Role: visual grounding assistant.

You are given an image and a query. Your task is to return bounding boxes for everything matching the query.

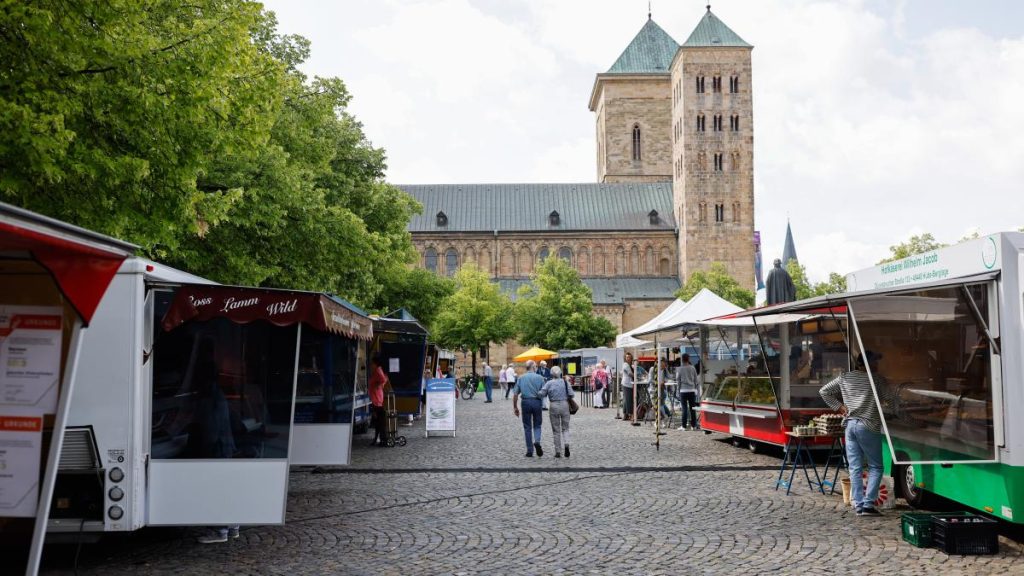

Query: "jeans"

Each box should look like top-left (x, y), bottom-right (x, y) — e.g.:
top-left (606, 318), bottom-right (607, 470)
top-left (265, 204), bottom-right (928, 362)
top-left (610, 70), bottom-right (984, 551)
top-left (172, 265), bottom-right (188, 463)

top-left (622, 386), bottom-right (634, 419)
top-left (520, 398), bottom-right (543, 452)
top-left (679, 392), bottom-right (698, 428)
top-left (484, 376), bottom-right (493, 401)
top-left (845, 418), bottom-right (884, 508)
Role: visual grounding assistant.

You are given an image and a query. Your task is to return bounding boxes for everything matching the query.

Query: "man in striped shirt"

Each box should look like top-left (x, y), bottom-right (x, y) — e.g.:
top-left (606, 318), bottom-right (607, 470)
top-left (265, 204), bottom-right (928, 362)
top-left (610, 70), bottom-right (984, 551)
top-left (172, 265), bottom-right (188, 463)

top-left (819, 351), bottom-right (894, 516)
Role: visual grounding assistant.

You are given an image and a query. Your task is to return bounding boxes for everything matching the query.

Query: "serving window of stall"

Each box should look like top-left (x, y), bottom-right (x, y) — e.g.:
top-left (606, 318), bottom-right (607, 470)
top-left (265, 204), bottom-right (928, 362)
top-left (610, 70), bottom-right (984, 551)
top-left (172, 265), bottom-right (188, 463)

top-left (771, 317), bottom-right (850, 411)
top-left (701, 324), bottom-right (779, 408)
top-left (152, 291), bottom-right (298, 460)
top-left (294, 330), bottom-right (358, 424)
top-left (849, 282), bottom-right (997, 463)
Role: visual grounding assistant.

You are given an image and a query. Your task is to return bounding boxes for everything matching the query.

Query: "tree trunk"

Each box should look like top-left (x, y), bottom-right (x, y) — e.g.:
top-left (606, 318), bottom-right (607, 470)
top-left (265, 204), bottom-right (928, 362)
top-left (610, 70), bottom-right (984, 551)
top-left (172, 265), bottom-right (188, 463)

top-left (471, 350), bottom-right (477, 380)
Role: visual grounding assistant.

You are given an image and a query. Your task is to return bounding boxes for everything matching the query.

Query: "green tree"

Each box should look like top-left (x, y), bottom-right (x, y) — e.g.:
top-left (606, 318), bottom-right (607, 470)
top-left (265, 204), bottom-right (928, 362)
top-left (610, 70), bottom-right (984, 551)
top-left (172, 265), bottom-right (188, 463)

top-left (785, 260), bottom-right (814, 300)
top-left (812, 272), bottom-right (848, 296)
top-left (514, 257), bottom-right (617, 349)
top-left (432, 264), bottom-right (513, 377)
top-left (675, 262), bottom-right (755, 309)
top-left (368, 267), bottom-right (454, 330)
top-left (878, 233), bottom-right (947, 264)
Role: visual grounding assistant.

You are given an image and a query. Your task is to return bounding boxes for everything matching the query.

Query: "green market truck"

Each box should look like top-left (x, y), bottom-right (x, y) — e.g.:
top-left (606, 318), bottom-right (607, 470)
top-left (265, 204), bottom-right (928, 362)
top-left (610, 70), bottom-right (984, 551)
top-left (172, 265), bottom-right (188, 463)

top-left (743, 232), bottom-right (1024, 523)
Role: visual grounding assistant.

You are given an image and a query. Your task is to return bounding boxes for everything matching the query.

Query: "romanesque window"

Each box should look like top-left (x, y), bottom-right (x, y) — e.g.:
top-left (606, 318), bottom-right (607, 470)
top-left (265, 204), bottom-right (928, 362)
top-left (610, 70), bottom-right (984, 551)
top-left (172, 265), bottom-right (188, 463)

top-left (696, 114), bottom-right (705, 132)
top-left (630, 246), bottom-right (640, 275)
top-left (730, 115), bottom-right (740, 131)
top-left (537, 246), bottom-right (550, 264)
top-left (712, 76), bottom-right (722, 93)
top-left (696, 76), bottom-right (705, 93)
top-left (558, 246), bottom-right (572, 264)
top-left (732, 202), bottom-right (741, 223)
top-left (445, 248), bottom-right (459, 276)
top-left (698, 202), bottom-right (707, 223)
top-left (424, 247), bottom-right (438, 273)
top-left (714, 153), bottom-right (723, 171)
top-left (715, 204), bottom-right (724, 223)
top-left (519, 246), bottom-right (533, 275)
top-left (615, 247), bottom-right (626, 276)
top-left (500, 246), bottom-right (515, 276)
top-left (631, 124), bottom-right (642, 161)
top-left (730, 76), bottom-right (739, 93)
top-left (644, 246), bottom-right (655, 275)
top-left (713, 115), bottom-right (722, 132)
top-left (464, 246), bottom-right (476, 270)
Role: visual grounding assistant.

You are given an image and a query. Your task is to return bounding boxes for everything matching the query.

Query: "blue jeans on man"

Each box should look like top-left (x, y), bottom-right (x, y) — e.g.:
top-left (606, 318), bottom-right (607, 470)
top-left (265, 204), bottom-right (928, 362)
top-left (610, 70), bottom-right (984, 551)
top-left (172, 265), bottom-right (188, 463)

top-left (520, 398), bottom-right (543, 453)
top-left (845, 418), bottom-right (884, 511)
top-left (484, 376), bottom-right (493, 402)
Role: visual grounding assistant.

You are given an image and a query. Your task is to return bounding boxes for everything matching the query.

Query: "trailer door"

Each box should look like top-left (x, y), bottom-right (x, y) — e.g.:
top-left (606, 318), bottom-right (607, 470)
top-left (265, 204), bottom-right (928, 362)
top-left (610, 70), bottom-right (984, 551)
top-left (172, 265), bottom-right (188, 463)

top-left (147, 301), bottom-right (299, 526)
top-left (847, 279), bottom-right (1000, 464)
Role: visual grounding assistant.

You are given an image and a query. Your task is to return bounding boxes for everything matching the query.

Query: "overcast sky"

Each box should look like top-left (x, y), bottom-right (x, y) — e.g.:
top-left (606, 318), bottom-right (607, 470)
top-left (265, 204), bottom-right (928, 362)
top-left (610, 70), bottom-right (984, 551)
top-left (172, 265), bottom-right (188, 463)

top-left (263, 0), bottom-right (1024, 283)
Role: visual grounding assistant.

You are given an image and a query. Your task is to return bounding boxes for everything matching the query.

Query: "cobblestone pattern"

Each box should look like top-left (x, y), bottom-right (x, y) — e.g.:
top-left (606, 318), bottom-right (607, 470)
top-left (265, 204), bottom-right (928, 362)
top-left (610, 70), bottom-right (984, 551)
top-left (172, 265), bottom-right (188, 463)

top-left (42, 398), bottom-right (1024, 575)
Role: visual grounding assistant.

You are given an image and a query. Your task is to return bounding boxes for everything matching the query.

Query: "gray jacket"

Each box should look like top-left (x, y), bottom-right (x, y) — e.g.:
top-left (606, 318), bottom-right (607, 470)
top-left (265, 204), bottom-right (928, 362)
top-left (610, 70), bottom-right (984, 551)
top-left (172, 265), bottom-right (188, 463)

top-left (538, 378), bottom-right (576, 402)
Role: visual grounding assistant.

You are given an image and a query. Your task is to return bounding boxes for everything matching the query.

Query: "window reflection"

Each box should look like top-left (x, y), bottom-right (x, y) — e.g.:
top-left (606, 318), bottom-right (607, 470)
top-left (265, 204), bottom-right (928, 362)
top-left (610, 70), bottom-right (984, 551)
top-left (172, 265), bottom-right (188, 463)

top-left (851, 284), bottom-right (995, 461)
top-left (152, 291), bottom-right (296, 460)
top-left (294, 330), bottom-right (358, 424)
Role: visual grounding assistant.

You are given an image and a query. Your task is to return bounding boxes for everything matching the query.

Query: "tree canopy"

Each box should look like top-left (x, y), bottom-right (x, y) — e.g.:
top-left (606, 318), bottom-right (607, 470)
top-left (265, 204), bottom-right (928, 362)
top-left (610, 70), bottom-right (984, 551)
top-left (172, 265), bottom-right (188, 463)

top-left (785, 260), bottom-right (848, 299)
top-left (432, 264), bottom-right (514, 373)
top-left (877, 233), bottom-right (946, 264)
top-left (0, 0), bottom-right (420, 311)
top-left (514, 257), bottom-right (617, 350)
top-left (676, 263), bottom-right (755, 309)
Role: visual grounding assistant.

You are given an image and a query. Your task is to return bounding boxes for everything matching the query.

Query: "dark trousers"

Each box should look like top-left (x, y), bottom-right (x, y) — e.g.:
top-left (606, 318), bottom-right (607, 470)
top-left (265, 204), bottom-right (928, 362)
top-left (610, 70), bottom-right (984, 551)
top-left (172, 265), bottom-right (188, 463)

top-left (622, 386), bottom-right (634, 419)
top-left (520, 398), bottom-right (543, 452)
top-left (484, 376), bottom-right (493, 401)
top-left (506, 381), bottom-right (514, 399)
top-left (372, 405), bottom-right (386, 443)
top-left (679, 392), bottom-right (698, 428)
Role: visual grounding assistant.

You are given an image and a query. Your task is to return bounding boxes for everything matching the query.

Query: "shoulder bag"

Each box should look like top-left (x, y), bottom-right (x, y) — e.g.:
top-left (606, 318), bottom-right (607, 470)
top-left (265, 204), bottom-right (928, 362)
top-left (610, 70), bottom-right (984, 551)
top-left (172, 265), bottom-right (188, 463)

top-left (563, 379), bottom-right (579, 415)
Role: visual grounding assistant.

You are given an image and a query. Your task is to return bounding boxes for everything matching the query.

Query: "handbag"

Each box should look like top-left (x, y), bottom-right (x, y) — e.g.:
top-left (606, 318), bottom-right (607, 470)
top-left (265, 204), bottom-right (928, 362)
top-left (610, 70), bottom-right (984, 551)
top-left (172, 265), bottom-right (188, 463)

top-left (564, 380), bottom-right (579, 415)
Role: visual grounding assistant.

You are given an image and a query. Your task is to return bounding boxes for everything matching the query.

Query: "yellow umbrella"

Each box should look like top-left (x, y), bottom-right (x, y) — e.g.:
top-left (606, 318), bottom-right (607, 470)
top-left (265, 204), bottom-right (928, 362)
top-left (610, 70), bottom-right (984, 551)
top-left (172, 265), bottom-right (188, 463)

top-left (513, 346), bottom-right (557, 363)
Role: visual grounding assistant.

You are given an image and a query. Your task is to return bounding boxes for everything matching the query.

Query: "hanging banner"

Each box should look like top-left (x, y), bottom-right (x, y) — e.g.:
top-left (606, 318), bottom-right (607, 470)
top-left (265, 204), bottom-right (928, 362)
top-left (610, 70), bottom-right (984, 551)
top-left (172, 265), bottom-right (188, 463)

top-left (0, 415), bottom-right (43, 517)
top-left (425, 378), bottom-right (456, 436)
top-left (0, 306), bottom-right (63, 413)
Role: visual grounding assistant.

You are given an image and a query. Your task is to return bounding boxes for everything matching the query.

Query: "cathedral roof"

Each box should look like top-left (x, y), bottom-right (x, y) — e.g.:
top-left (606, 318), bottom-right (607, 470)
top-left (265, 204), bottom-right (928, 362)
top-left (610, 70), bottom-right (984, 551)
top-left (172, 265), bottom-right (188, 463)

top-left (681, 8), bottom-right (752, 48)
top-left (606, 18), bottom-right (679, 74)
top-left (400, 183), bottom-right (676, 233)
top-left (499, 277), bottom-right (681, 305)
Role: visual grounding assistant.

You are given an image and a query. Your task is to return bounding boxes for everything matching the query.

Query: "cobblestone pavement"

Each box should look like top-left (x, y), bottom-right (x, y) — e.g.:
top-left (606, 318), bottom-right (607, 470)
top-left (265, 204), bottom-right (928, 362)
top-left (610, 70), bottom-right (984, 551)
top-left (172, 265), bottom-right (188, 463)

top-left (43, 396), bottom-right (1024, 575)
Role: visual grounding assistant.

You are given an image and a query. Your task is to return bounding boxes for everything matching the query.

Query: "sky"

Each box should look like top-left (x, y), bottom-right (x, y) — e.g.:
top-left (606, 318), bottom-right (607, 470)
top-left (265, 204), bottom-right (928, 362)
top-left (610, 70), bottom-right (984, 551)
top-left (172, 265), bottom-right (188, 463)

top-left (262, 0), bottom-right (1024, 283)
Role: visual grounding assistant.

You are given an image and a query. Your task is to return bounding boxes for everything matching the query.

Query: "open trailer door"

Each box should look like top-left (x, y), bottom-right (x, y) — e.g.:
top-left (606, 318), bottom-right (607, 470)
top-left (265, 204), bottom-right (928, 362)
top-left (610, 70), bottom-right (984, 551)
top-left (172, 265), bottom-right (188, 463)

top-left (148, 286), bottom-right (358, 525)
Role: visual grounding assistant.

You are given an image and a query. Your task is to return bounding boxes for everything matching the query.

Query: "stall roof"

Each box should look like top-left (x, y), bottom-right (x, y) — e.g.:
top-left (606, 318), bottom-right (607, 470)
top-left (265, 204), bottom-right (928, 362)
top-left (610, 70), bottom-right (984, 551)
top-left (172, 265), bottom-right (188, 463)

top-left (161, 284), bottom-right (373, 340)
top-left (374, 309), bottom-right (429, 336)
top-left (1, 201), bottom-right (136, 323)
top-left (731, 271), bottom-right (1000, 319)
top-left (616, 297), bottom-right (688, 347)
top-left (632, 288), bottom-right (743, 337)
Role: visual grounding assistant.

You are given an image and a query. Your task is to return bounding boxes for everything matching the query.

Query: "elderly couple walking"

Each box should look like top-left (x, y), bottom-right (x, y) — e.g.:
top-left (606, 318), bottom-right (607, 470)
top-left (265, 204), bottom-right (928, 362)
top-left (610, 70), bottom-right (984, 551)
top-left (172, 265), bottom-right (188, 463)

top-left (512, 360), bottom-right (575, 458)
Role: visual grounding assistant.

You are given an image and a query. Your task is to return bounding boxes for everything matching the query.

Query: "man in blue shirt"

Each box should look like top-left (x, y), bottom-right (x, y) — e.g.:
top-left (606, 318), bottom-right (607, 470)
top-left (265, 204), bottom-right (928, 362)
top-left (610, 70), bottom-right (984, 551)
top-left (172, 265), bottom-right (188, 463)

top-left (512, 360), bottom-right (546, 457)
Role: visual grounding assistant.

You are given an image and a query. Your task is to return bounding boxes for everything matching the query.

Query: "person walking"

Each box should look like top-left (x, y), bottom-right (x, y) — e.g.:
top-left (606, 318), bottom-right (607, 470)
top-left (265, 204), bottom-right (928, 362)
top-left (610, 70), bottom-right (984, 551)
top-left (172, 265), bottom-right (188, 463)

top-left (819, 351), bottom-right (894, 516)
top-left (592, 360), bottom-right (609, 408)
top-left (483, 363), bottom-right (494, 403)
top-left (676, 353), bottom-right (699, 430)
top-left (512, 360), bottom-right (545, 457)
top-left (621, 352), bottom-right (635, 421)
top-left (505, 364), bottom-right (517, 399)
top-left (538, 366), bottom-right (575, 458)
top-left (498, 364), bottom-right (508, 399)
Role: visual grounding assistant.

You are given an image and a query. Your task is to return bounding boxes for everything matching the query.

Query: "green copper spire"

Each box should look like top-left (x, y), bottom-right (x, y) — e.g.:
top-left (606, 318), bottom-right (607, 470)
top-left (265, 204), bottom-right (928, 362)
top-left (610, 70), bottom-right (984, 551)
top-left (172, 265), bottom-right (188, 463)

top-left (607, 18), bottom-right (679, 73)
top-left (682, 7), bottom-right (752, 48)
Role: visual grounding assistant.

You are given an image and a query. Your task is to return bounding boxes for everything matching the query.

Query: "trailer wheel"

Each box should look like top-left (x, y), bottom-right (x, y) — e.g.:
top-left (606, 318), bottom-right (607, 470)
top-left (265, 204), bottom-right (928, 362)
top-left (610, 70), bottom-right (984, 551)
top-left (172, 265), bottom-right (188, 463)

top-left (896, 461), bottom-right (933, 508)
top-left (731, 437), bottom-right (744, 448)
top-left (748, 441), bottom-right (759, 454)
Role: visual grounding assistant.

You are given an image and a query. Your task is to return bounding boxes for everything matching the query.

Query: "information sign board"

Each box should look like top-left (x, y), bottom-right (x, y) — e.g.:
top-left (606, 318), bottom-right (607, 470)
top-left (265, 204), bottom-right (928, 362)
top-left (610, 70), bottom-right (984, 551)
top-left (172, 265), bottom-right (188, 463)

top-left (425, 378), bottom-right (456, 437)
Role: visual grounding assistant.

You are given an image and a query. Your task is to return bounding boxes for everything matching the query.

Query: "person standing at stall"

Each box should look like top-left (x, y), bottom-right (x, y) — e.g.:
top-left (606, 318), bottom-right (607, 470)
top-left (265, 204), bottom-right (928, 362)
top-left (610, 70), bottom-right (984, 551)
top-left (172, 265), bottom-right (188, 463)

top-left (676, 353), bottom-right (699, 431)
top-left (538, 366), bottom-right (575, 458)
top-left (819, 351), bottom-right (894, 516)
top-left (505, 364), bottom-right (517, 400)
top-left (512, 360), bottom-right (545, 457)
top-left (621, 352), bottom-right (635, 421)
top-left (498, 364), bottom-right (508, 400)
top-left (483, 363), bottom-right (494, 403)
top-left (369, 355), bottom-right (388, 447)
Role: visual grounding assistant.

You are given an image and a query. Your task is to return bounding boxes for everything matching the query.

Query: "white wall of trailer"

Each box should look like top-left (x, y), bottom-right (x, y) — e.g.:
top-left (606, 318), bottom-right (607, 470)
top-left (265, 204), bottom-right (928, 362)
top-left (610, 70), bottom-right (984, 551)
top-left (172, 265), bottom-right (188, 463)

top-left (998, 233), bottom-right (1024, 466)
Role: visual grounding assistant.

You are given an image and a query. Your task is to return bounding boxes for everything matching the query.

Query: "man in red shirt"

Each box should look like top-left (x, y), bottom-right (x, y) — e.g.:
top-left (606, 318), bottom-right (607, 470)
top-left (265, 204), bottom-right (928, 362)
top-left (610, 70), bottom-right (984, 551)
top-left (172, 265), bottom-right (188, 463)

top-left (369, 355), bottom-right (388, 446)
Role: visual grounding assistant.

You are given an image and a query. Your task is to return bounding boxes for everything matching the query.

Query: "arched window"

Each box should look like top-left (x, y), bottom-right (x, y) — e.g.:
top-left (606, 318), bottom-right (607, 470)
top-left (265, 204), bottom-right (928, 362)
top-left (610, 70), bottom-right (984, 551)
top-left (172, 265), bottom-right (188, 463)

top-left (644, 246), bottom-right (655, 275)
top-left (464, 246), bottom-right (476, 269)
top-left (630, 246), bottom-right (640, 275)
top-left (696, 114), bottom-right (706, 132)
top-left (558, 246), bottom-right (572, 263)
top-left (424, 248), bottom-right (438, 273)
top-left (631, 124), bottom-right (642, 161)
top-left (537, 246), bottom-right (550, 265)
top-left (519, 246), bottom-right (533, 275)
top-left (500, 246), bottom-right (515, 276)
top-left (615, 247), bottom-right (626, 276)
top-left (445, 248), bottom-right (458, 276)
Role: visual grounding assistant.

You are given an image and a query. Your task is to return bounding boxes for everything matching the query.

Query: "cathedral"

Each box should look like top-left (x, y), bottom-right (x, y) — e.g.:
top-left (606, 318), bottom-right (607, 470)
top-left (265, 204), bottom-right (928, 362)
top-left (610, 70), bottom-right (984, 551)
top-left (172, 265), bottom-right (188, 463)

top-left (400, 8), bottom-right (756, 364)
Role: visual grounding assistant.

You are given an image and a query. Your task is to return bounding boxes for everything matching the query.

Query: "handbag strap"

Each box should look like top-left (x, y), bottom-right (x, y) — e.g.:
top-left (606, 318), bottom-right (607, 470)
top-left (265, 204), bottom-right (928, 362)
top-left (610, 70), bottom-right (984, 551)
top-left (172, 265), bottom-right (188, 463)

top-left (563, 379), bottom-right (570, 399)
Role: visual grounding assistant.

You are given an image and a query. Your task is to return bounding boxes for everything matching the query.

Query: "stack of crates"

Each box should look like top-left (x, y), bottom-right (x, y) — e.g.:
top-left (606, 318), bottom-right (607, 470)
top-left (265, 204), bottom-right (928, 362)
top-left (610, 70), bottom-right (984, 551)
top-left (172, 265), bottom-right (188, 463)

top-left (901, 512), bottom-right (999, 555)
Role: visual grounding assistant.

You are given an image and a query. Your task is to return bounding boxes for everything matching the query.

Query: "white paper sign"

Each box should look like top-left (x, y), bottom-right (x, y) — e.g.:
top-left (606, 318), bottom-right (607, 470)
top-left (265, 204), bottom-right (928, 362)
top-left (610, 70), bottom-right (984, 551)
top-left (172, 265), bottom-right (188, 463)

top-left (0, 306), bottom-right (63, 413)
top-left (0, 415), bottom-right (43, 517)
top-left (388, 357), bottom-right (400, 373)
top-left (425, 379), bottom-right (456, 433)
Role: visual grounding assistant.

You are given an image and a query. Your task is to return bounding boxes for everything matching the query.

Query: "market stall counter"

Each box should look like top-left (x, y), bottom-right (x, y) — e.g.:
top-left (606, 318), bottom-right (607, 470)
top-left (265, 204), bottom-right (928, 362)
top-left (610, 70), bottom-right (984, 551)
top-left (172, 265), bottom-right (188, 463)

top-left (372, 308), bottom-right (429, 417)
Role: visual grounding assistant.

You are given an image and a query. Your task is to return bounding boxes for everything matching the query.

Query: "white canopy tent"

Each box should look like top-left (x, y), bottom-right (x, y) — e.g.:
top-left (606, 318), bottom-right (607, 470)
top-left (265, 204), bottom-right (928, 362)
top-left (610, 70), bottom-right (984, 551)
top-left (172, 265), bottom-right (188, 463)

top-left (632, 288), bottom-right (744, 340)
top-left (614, 297), bottom-right (689, 348)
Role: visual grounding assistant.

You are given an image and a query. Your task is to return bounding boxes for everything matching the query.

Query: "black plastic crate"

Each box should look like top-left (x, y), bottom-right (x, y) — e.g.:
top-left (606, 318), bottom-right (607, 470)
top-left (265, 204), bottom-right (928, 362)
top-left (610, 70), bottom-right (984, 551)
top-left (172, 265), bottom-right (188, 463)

top-left (931, 512), bottom-right (999, 555)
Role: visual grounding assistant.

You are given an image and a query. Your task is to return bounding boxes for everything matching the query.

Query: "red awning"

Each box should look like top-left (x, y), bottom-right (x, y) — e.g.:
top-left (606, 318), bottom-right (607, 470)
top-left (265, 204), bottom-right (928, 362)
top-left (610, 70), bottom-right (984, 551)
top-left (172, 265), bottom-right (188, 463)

top-left (161, 284), bottom-right (373, 341)
top-left (0, 207), bottom-right (134, 324)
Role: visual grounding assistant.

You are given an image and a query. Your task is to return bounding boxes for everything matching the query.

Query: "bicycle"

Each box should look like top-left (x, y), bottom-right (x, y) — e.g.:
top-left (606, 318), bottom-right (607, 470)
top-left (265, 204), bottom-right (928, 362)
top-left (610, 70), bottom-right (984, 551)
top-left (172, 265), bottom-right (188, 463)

top-left (458, 374), bottom-right (479, 400)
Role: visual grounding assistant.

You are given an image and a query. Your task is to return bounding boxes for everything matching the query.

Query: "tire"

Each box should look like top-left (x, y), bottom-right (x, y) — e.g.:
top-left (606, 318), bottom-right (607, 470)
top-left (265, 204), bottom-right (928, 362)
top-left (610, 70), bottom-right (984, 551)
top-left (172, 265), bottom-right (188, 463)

top-left (386, 437), bottom-right (396, 447)
top-left (896, 461), bottom-right (933, 508)
top-left (748, 441), bottom-right (759, 454)
top-left (732, 437), bottom-right (744, 448)
top-left (461, 387), bottom-right (474, 400)
top-left (397, 437), bottom-right (407, 446)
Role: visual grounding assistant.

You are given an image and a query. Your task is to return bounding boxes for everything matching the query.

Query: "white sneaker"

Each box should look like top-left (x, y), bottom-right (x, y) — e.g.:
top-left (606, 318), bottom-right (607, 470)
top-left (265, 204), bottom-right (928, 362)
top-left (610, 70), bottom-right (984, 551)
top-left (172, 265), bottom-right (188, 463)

top-left (677, 426), bottom-right (686, 431)
top-left (198, 529), bottom-right (229, 544)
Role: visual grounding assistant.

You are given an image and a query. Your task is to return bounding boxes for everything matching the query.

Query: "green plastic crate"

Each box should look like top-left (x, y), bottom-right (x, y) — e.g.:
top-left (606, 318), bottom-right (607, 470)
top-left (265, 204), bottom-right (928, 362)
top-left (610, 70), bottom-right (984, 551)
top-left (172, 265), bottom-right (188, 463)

top-left (901, 513), bottom-right (938, 548)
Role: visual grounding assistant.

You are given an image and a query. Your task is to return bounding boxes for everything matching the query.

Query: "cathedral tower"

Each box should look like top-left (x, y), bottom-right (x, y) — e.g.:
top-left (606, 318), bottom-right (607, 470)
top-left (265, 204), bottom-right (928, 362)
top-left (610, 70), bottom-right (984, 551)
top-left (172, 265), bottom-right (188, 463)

top-left (589, 17), bottom-right (675, 183)
top-left (670, 7), bottom-right (755, 288)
